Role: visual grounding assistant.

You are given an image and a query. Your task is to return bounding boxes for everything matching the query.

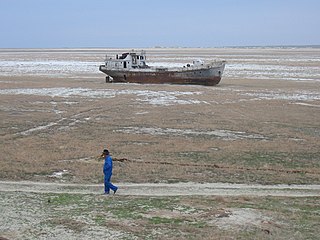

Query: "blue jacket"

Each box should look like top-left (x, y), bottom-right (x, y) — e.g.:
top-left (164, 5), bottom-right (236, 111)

top-left (103, 155), bottom-right (113, 175)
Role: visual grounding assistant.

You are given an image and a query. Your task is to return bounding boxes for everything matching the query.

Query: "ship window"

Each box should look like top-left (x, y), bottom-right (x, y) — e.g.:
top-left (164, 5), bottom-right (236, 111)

top-left (137, 56), bottom-right (140, 60)
top-left (141, 56), bottom-right (144, 60)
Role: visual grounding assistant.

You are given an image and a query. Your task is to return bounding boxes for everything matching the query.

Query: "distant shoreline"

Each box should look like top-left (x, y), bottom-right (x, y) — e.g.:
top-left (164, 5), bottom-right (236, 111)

top-left (0, 45), bottom-right (320, 51)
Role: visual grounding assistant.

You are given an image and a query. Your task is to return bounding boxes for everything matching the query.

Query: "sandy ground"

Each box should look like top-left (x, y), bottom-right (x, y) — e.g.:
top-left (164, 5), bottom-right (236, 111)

top-left (1, 47), bottom-right (320, 239)
top-left (1, 47), bottom-right (320, 185)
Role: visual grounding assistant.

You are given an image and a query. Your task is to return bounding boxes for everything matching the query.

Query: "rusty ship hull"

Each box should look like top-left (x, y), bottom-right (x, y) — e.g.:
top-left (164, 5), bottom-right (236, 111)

top-left (99, 62), bottom-right (226, 86)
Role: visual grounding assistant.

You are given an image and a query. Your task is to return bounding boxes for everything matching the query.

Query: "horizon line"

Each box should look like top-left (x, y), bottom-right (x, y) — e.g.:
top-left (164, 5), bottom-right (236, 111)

top-left (1, 44), bottom-right (320, 50)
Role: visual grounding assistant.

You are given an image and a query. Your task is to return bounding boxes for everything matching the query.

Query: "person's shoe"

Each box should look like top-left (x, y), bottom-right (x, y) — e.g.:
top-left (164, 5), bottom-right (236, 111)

top-left (114, 188), bottom-right (118, 194)
top-left (104, 192), bottom-right (110, 195)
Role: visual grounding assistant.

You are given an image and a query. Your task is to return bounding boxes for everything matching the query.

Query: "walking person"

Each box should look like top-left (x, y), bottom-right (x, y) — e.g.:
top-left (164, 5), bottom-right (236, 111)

top-left (101, 149), bottom-right (118, 194)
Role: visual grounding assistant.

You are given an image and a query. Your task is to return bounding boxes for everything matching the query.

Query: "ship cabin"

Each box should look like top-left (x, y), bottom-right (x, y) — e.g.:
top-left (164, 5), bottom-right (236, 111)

top-left (104, 50), bottom-right (148, 70)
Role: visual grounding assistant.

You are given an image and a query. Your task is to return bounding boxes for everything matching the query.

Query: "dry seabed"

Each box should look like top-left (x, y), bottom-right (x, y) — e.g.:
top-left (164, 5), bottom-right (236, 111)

top-left (1, 47), bottom-right (320, 240)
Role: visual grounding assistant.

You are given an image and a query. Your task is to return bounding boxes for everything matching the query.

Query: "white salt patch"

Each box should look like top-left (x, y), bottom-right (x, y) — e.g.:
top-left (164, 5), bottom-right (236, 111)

top-left (0, 87), bottom-right (115, 98)
top-left (242, 91), bottom-right (320, 101)
top-left (115, 127), bottom-right (266, 140)
top-left (225, 63), bottom-right (320, 81)
top-left (135, 111), bottom-right (149, 115)
top-left (49, 170), bottom-right (69, 178)
top-left (0, 60), bottom-right (100, 76)
top-left (212, 208), bottom-right (272, 230)
top-left (0, 87), bottom-right (204, 106)
top-left (16, 114), bottom-right (93, 135)
top-left (19, 122), bottom-right (58, 136)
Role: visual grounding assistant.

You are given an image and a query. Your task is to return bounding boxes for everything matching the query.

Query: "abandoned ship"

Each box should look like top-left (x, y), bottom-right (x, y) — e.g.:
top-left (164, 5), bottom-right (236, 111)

top-left (99, 50), bottom-right (226, 86)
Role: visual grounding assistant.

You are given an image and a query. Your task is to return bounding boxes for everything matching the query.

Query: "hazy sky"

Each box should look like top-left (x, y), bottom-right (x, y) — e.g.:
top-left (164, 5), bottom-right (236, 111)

top-left (0, 0), bottom-right (319, 48)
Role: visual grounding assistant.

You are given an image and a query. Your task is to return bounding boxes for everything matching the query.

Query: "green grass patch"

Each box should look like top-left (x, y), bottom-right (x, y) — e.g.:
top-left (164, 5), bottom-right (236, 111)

top-left (93, 214), bottom-right (107, 225)
top-left (149, 216), bottom-right (184, 225)
top-left (48, 193), bottom-right (84, 205)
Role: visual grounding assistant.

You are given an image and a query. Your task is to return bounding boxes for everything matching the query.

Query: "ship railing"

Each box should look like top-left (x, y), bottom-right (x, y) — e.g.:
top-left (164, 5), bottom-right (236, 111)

top-left (103, 60), bottom-right (225, 71)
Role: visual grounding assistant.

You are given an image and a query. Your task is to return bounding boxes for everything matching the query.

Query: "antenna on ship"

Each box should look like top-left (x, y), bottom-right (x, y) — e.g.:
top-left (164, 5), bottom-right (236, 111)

top-left (141, 50), bottom-right (146, 60)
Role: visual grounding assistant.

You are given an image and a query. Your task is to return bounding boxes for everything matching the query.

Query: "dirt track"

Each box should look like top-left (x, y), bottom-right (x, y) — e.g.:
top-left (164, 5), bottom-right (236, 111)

top-left (1, 181), bottom-right (319, 197)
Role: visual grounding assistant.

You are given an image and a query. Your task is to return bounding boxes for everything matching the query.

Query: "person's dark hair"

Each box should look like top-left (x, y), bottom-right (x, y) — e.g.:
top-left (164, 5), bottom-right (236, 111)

top-left (103, 149), bottom-right (109, 155)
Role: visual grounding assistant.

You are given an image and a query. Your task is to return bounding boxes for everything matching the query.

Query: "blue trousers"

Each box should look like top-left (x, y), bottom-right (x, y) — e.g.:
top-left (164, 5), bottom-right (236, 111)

top-left (104, 173), bottom-right (118, 194)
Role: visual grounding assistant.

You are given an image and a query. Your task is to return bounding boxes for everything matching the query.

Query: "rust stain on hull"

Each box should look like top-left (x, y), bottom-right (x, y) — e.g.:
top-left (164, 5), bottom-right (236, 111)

top-left (99, 64), bottom-right (225, 86)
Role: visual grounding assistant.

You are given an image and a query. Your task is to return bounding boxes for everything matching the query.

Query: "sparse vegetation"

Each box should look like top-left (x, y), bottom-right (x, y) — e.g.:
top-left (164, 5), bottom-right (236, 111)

top-left (1, 191), bottom-right (319, 239)
top-left (1, 48), bottom-right (319, 239)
